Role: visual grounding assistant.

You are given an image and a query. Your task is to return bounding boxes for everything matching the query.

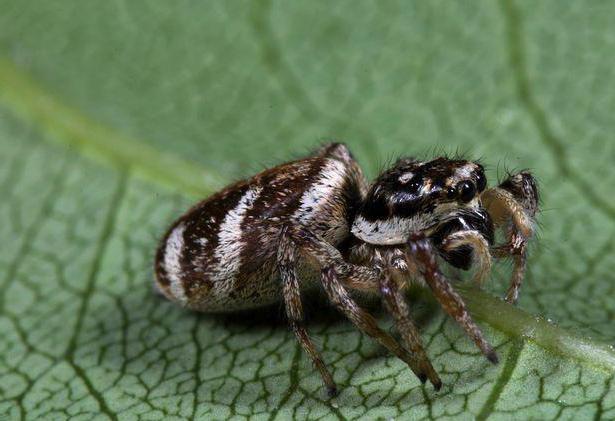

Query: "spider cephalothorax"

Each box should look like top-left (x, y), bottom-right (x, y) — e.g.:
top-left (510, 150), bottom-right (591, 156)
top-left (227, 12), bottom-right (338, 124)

top-left (353, 157), bottom-right (491, 242)
top-left (155, 143), bottom-right (539, 397)
top-left (352, 157), bottom-right (497, 271)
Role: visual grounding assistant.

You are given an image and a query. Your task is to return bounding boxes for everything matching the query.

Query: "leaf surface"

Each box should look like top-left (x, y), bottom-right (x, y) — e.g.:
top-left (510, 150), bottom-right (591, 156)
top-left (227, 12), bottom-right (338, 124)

top-left (2, 1), bottom-right (615, 419)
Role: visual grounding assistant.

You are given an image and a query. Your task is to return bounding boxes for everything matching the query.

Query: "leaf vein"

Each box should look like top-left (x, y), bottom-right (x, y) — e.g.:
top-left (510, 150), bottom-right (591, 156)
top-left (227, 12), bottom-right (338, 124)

top-left (476, 340), bottom-right (524, 420)
top-left (61, 172), bottom-right (128, 420)
top-left (500, 0), bottom-right (615, 221)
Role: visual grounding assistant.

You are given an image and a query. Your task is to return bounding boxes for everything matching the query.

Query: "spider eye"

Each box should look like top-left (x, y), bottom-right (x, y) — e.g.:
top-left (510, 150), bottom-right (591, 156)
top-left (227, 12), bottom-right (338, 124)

top-left (409, 181), bottom-right (421, 191)
top-left (446, 186), bottom-right (457, 199)
top-left (405, 178), bottom-right (423, 194)
top-left (458, 181), bottom-right (476, 203)
top-left (476, 170), bottom-right (487, 192)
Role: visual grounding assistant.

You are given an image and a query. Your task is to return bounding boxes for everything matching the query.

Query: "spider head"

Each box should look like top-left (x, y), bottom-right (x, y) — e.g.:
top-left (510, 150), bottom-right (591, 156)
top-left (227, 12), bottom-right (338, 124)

top-left (351, 157), bottom-right (488, 245)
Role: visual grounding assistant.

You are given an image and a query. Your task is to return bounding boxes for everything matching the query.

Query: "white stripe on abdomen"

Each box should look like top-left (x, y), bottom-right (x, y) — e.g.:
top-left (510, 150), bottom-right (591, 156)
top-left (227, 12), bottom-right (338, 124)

top-left (209, 186), bottom-right (263, 297)
top-left (164, 222), bottom-right (188, 304)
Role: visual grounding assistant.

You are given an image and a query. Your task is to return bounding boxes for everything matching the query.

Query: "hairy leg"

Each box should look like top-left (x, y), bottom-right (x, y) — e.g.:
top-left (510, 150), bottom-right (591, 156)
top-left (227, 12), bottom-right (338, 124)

top-left (492, 232), bottom-right (527, 303)
top-left (408, 234), bottom-right (499, 364)
top-left (320, 265), bottom-right (433, 385)
top-left (506, 243), bottom-right (526, 304)
top-left (287, 226), bottom-right (380, 289)
top-left (482, 171), bottom-right (538, 304)
top-left (375, 256), bottom-right (442, 389)
top-left (282, 226), bottom-right (440, 389)
top-left (277, 229), bottom-right (337, 396)
top-left (350, 247), bottom-right (441, 389)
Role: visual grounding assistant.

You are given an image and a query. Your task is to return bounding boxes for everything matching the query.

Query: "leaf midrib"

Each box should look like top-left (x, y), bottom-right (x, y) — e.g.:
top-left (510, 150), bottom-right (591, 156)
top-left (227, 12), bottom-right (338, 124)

top-left (0, 58), bottom-right (225, 198)
top-left (1, 55), bottom-right (615, 378)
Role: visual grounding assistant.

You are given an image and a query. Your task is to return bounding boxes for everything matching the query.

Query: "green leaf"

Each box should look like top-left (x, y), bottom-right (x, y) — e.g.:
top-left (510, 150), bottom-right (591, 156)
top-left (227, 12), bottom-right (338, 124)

top-left (2, 0), bottom-right (615, 419)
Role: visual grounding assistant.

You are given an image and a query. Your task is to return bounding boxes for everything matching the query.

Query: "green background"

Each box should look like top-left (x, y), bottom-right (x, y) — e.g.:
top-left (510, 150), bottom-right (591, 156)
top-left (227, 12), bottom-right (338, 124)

top-left (2, 1), bottom-right (615, 419)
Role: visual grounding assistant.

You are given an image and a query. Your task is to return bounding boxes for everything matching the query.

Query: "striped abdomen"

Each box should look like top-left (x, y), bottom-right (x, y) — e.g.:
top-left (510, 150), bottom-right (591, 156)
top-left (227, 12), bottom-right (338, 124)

top-left (155, 153), bottom-right (364, 312)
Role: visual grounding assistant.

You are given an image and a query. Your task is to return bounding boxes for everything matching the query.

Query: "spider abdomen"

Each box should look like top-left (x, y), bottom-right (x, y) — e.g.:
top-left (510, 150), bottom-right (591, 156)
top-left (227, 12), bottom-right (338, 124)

top-left (155, 153), bottom-right (364, 312)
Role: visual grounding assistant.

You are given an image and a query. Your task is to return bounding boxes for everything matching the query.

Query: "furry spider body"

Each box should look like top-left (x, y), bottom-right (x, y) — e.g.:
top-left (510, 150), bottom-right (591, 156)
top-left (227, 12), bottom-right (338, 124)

top-left (155, 143), bottom-right (539, 396)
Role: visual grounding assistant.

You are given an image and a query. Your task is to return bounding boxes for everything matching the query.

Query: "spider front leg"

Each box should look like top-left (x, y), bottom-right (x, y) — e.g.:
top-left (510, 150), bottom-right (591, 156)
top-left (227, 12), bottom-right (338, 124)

top-left (374, 255), bottom-right (442, 390)
top-left (481, 171), bottom-right (539, 304)
top-left (279, 226), bottom-right (441, 391)
top-left (350, 245), bottom-right (442, 389)
top-left (408, 234), bottom-right (499, 364)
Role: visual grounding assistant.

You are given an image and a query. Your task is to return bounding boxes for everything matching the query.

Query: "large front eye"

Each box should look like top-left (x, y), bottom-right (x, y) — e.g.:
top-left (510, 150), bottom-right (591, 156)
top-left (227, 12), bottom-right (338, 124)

top-left (446, 186), bottom-right (457, 199)
top-left (458, 181), bottom-right (476, 203)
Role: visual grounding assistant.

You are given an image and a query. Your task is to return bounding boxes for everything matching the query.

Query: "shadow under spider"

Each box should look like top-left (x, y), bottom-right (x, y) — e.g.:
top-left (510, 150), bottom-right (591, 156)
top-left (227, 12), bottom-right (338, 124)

top-left (206, 286), bottom-right (442, 343)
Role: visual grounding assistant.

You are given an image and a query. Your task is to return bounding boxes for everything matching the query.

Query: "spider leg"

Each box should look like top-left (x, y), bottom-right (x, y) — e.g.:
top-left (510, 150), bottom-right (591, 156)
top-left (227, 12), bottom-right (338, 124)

top-left (440, 230), bottom-right (492, 285)
top-left (482, 187), bottom-right (534, 238)
top-left (277, 229), bottom-right (337, 397)
top-left (492, 234), bottom-right (527, 304)
top-left (482, 171), bottom-right (538, 304)
top-left (375, 258), bottom-right (442, 390)
top-left (347, 248), bottom-right (441, 389)
top-left (408, 234), bottom-right (499, 364)
top-left (505, 240), bottom-right (526, 304)
top-left (282, 226), bottom-right (437, 388)
top-left (320, 265), bottom-right (434, 385)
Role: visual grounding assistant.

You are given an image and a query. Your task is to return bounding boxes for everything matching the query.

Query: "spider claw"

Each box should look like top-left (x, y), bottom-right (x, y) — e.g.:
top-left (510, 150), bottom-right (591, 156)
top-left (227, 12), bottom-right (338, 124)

top-left (327, 385), bottom-right (339, 398)
top-left (487, 350), bottom-right (499, 364)
top-left (428, 371), bottom-right (442, 389)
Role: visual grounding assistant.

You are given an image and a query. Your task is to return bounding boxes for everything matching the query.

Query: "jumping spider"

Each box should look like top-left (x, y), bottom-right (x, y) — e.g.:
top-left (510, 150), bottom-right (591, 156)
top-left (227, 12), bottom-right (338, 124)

top-left (155, 143), bottom-right (539, 396)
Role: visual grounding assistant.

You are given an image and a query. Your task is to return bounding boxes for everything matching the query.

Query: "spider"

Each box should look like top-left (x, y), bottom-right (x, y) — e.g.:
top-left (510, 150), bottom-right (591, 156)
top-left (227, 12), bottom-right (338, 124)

top-left (154, 143), bottom-right (539, 396)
